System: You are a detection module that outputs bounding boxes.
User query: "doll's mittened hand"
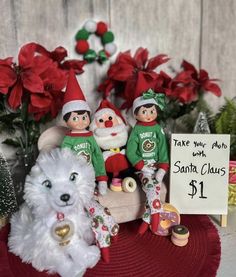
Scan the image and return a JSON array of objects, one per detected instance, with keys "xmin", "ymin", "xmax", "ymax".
[
  {"xmin": 98, "ymin": 181, "xmax": 108, "ymax": 195},
  {"xmin": 142, "ymin": 165, "xmax": 155, "ymax": 175},
  {"xmin": 155, "ymin": 168, "xmax": 166, "ymax": 183}
]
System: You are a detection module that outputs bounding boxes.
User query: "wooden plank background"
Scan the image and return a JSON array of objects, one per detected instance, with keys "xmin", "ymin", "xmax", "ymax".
[{"xmin": 0, "ymin": 0, "xmax": 235, "ymax": 155}]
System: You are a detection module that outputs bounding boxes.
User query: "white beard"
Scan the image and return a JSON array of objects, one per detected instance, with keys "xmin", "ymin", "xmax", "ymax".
[{"xmin": 92, "ymin": 123, "xmax": 128, "ymax": 150}]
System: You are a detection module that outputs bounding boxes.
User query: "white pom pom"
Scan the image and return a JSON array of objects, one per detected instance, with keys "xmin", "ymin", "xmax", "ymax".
[
  {"xmin": 84, "ymin": 20, "xmax": 97, "ymax": 33},
  {"xmin": 104, "ymin": 43, "xmax": 117, "ymax": 56}
]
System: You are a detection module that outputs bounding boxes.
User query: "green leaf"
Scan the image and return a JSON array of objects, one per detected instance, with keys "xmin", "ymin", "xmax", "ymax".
[
  {"xmin": 12, "ymin": 118, "xmax": 24, "ymax": 129},
  {"xmin": 0, "ymin": 121, "xmax": 16, "ymax": 135},
  {"xmin": 2, "ymin": 138, "xmax": 21, "ymax": 147}
]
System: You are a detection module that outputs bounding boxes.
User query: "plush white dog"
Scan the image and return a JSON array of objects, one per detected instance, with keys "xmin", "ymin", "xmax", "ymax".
[{"xmin": 8, "ymin": 148, "xmax": 100, "ymax": 277}]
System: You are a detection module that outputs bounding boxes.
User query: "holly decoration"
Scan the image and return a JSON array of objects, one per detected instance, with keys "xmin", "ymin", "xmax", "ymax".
[{"xmin": 75, "ymin": 20, "xmax": 117, "ymax": 64}]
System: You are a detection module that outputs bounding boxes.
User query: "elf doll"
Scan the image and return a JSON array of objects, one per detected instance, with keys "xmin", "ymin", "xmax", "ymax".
[
  {"xmin": 61, "ymin": 70, "xmax": 108, "ymax": 195},
  {"xmin": 61, "ymin": 70, "xmax": 117, "ymax": 262},
  {"xmin": 126, "ymin": 89, "xmax": 169, "ymax": 235}
]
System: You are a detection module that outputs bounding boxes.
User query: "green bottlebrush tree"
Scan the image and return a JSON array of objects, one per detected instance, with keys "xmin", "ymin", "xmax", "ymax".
[{"xmin": 0, "ymin": 152, "xmax": 18, "ymax": 218}]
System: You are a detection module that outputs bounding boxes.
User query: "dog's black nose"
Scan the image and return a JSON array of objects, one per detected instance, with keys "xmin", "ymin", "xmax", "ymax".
[{"xmin": 60, "ymin": 194, "xmax": 70, "ymax": 202}]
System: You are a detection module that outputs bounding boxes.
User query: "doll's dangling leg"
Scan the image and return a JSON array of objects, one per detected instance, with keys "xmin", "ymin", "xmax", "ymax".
[
  {"xmin": 87, "ymin": 200, "xmax": 119, "ymax": 238},
  {"xmin": 91, "ymin": 218, "xmax": 111, "ymax": 263},
  {"xmin": 138, "ymin": 205, "xmax": 151, "ymax": 235},
  {"xmin": 139, "ymin": 172, "xmax": 162, "ymax": 232},
  {"xmin": 86, "ymin": 199, "xmax": 119, "ymax": 263}
]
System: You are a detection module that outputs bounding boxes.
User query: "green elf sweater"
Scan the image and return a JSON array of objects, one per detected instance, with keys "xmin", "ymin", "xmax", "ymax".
[
  {"xmin": 126, "ymin": 121, "xmax": 169, "ymax": 171},
  {"xmin": 61, "ymin": 131, "xmax": 107, "ymax": 181}
]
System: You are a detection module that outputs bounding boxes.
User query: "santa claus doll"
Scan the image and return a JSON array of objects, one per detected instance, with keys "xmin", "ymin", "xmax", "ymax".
[{"xmin": 90, "ymin": 99, "xmax": 136, "ymax": 192}]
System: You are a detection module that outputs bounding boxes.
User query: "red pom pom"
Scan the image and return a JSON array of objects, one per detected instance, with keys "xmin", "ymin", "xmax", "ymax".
[
  {"xmin": 75, "ymin": 40, "xmax": 89, "ymax": 54},
  {"xmin": 96, "ymin": 21, "xmax": 108, "ymax": 36}
]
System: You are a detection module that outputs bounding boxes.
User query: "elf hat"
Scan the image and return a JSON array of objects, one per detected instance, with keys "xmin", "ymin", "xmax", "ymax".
[
  {"xmin": 94, "ymin": 99, "xmax": 126, "ymax": 124},
  {"xmin": 132, "ymin": 89, "xmax": 166, "ymax": 114},
  {"xmin": 62, "ymin": 69, "xmax": 91, "ymax": 117}
]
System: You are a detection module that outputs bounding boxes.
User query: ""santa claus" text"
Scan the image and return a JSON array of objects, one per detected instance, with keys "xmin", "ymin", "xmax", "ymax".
[{"xmin": 173, "ymin": 161, "xmax": 226, "ymax": 176}]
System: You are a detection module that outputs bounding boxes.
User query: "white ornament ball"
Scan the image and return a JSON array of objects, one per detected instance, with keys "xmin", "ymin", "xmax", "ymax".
[
  {"xmin": 104, "ymin": 43, "xmax": 117, "ymax": 56},
  {"xmin": 84, "ymin": 20, "xmax": 97, "ymax": 33}
]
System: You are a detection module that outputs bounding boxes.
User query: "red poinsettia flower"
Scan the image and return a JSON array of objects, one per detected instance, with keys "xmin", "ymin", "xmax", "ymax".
[
  {"xmin": 0, "ymin": 42, "xmax": 85, "ymax": 115},
  {"xmin": 154, "ymin": 71, "xmax": 172, "ymax": 95},
  {"xmin": 29, "ymin": 43, "xmax": 86, "ymax": 74},
  {"xmin": 168, "ymin": 60, "xmax": 222, "ymax": 104},
  {"xmin": 28, "ymin": 62, "xmax": 67, "ymax": 120},
  {"xmin": 98, "ymin": 47, "xmax": 170, "ymax": 109},
  {"xmin": 0, "ymin": 43, "xmax": 52, "ymax": 109},
  {"xmin": 0, "ymin": 57, "xmax": 16, "ymax": 94}
]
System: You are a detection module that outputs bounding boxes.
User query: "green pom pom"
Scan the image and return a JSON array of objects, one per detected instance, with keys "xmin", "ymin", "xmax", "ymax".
[
  {"xmin": 75, "ymin": 29, "xmax": 89, "ymax": 41},
  {"xmin": 98, "ymin": 50, "xmax": 108, "ymax": 63},
  {"xmin": 102, "ymin": 31, "xmax": 114, "ymax": 44},
  {"xmin": 84, "ymin": 49, "xmax": 96, "ymax": 63}
]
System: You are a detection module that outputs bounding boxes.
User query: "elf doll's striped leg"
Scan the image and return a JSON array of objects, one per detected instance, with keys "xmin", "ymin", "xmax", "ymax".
[
  {"xmin": 139, "ymin": 173, "xmax": 162, "ymax": 233},
  {"xmin": 138, "ymin": 205, "xmax": 151, "ymax": 235},
  {"xmin": 86, "ymin": 199, "xmax": 119, "ymax": 263}
]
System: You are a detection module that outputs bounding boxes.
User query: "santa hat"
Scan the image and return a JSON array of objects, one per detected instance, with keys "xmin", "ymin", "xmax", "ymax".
[
  {"xmin": 94, "ymin": 99, "xmax": 126, "ymax": 124},
  {"xmin": 132, "ymin": 89, "xmax": 166, "ymax": 114},
  {"xmin": 62, "ymin": 69, "xmax": 91, "ymax": 117}
]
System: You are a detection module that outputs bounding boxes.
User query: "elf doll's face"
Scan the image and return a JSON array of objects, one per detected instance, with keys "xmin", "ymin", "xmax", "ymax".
[
  {"xmin": 135, "ymin": 105, "xmax": 157, "ymax": 122},
  {"xmin": 66, "ymin": 111, "xmax": 90, "ymax": 131}
]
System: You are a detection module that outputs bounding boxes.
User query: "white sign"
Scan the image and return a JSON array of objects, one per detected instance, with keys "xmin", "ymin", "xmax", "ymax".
[{"xmin": 170, "ymin": 134, "xmax": 230, "ymax": 214}]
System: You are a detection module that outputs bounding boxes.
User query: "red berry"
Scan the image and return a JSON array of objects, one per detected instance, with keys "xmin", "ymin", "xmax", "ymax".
[
  {"xmin": 75, "ymin": 40, "xmax": 89, "ymax": 54},
  {"xmin": 96, "ymin": 21, "xmax": 108, "ymax": 36}
]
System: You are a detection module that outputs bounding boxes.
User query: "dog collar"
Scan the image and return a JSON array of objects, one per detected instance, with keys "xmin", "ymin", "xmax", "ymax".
[{"xmin": 57, "ymin": 212, "xmax": 65, "ymax": 221}]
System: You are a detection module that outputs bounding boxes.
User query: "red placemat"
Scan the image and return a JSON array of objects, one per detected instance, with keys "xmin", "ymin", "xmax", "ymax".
[{"xmin": 0, "ymin": 215, "xmax": 221, "ymax": 277}]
